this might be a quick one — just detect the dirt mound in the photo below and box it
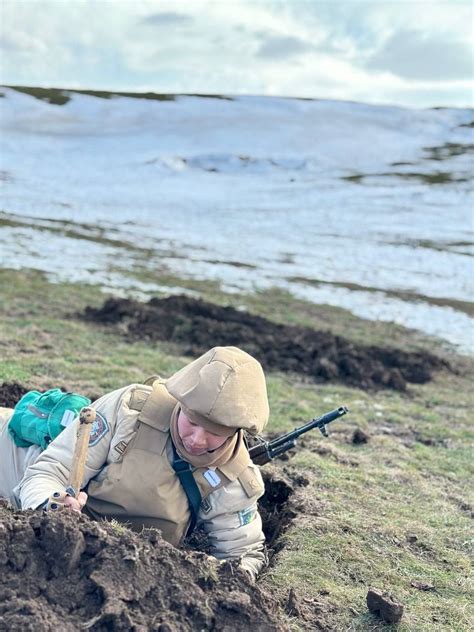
[82,295,449,391]
[0,382,29,408]
[0,380,323,631]
[0,505,287,631]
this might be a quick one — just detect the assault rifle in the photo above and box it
[248,406,349,466]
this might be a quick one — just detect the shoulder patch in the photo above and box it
[238,506,257,526]
[88,411,110,446]
[129,387,150,412]
[238,466,265,498]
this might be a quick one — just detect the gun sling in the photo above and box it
[171,442,202,535]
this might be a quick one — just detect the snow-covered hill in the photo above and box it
[1,86,473,351]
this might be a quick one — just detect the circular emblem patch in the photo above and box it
[88,411,110,446]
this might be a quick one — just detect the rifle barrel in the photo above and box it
[269,406,348,449]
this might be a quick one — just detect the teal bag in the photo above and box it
[8,388,91,450]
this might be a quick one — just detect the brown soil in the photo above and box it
[0,382,28,408]
[0,378,325,630]
[82,295,449,391]
[366,588,404,624]
[0,504,287,631]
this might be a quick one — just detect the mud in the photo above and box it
[82,295,449,391]
[0,505,287,631]
[0,382,28,408]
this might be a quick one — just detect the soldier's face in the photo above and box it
[177,410,228,455]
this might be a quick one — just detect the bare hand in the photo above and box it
[64,491,88,513]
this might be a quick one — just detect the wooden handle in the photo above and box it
[67,407,96,497]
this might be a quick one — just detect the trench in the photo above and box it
[259,470,301,558]
[184,469,301,567]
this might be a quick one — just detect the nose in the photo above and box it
[190,426,208,449]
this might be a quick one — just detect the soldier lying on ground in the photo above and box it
[0,346,269,579]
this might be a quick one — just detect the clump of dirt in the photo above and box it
[82,296,449,391]
[285,587,335,627]
[366,588,404,624]
[0,382,28,408]
[351,428,369,444]
[0,505,287,631]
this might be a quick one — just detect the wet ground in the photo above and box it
[82,295,450,391]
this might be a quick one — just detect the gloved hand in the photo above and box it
[44,490,88,513]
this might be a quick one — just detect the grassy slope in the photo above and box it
[1,268,473,631]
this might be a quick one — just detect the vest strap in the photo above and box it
[143,375,160,386]
[138,382,176,431]
[171,442,202,536]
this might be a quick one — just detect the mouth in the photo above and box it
[184,442,207,455]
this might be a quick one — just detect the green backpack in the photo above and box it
[8,388,91,450]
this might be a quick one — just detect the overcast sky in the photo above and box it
[1,0,472,108]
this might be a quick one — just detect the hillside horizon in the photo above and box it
[2,84,472,112]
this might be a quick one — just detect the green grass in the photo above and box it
[5,85,233,105]
[1,267,473,631]
[262,368,473,630]
[342,172,471,185]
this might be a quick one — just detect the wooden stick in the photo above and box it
[66,406,96,498]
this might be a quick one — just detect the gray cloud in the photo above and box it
[140,12,193,27]
[0,32,45,55]
[257,35,314,60]
[366,29,473,80]
[0,36,18,51]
